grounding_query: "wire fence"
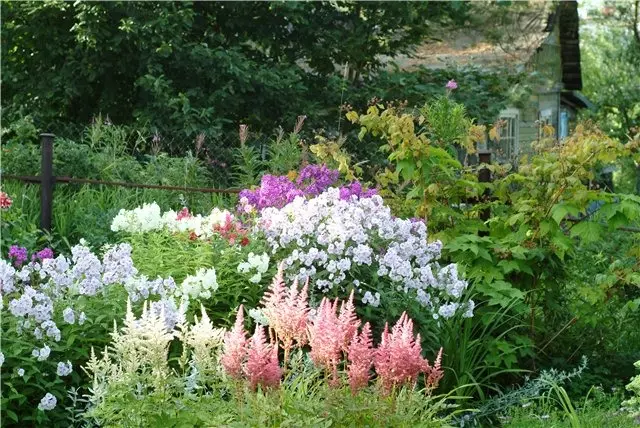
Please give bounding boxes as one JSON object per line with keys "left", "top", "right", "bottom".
{"left": 1, "top": 133, "right": 241, "bottom": 231}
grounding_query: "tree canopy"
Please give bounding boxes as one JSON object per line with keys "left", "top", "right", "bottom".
{"left": 1, "top": 1, "right": 469, "bottom": 141}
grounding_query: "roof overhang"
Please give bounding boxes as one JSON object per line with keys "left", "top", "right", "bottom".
{"left": 561, "top": 90, "right": 595, "bottom": 110}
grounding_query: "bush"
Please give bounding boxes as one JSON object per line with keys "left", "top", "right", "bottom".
{"left": 623, "top": 361, "right": 640, "bottom": 421}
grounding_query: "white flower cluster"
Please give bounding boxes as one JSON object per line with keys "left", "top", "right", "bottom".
{"left": 84, "top": 301, "right": 225, "bottom": 416}
{"left": 175, "top": 268, "right": 219, "bottom": 301}
{"left": 56, "top": 360, "right": 73, "bottom": 376}
{"left": 38, "top": 392, "right": 57, "bottom": 411}
{"left": 110, "top": 202, "right": 232, "bottom": 238}
{"left": 1, "top": 242, "right": 182, "bottom": 377}
{"left": 124, "top": 275, "right": 177, "bottom": 303}
{"left": 237, "top": 252, "right": 270, "bottom": 283}
{"left": 258, "top": 188, "right": 474, "bottom": 318}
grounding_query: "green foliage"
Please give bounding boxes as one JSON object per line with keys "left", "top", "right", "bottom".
{"left": 439, "top": 298, "right": 531, "bottom": 398}
{"left": 347, "top": 95, "right": 640, "bottom": 396}
{"left": 1, "top": 119, "right": 236, "bottom": 248}
{"left": 580, "top": 2, "right": 640, "bottom": 142}
{"left": 0, "top": 181, "right": 232, "bottom": 250}
{"left": 1, "top": 285, "right": 128, "bottom": 427}
{"left": 1, "top": 1, "right": 469, "bottom": 142}
{"left": 623, "top": 360, "right": 640, "bottom": 421}
{"left": 126, "top": 232, "right": 216, "bottom": 284}
{"left": 266, "top": 127, "right": 304, "bottom": 176}
{"left": 208, "top": 244, "right": 276, "bottom": 327}
{"left": 123, "top": 230, "right": 274, "bottom": 327}
{"left": 467, "top": 357, "right": 588, "bottom": 425}
{"left": 502, "top": 387, "right": 634, "bottom": 428}
{"left": 232, "top": 144, "right": 264, "bottom": 189}
{"left": 354, "top": 66, "right": 525, "bottom": 126}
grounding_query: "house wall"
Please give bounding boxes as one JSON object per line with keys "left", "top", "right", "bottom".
{"left": 512, "top": 18, "right": 564, "bottom": 157}
{"left": 517, "top": 96, "right": 540, "bottom": 155}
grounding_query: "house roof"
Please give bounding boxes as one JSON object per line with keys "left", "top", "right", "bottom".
{"left": 557, "top": 1, "right": 582, "bottom": 90}
{"left": 387, "top": 1, "right": 583, "bottom": 91}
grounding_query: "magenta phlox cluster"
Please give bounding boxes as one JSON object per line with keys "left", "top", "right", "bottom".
{"left": 238, "top": 164, "right": 375, "bottom": 213}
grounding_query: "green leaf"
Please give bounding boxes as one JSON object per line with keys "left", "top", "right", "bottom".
{"left": 569, "top": 221, "right": 603, "bottom": 243}
{"left": 550, "top": 203, "right": 581, "bottom": 225}
{"left": 506, "top": 212, "right": 525, "bottom": 226}
{"left": 396, "top": 160, "right": 416, "bottom": 181}
{"left": 6, "top": 410, "right": 18, "bottom": 422}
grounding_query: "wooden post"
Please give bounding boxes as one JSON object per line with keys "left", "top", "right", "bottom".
{"left": 478, "top": 151, "right": 491, "bottom": 236}
{"left": 40, "top": 133, "right": 55, "bottom": 232}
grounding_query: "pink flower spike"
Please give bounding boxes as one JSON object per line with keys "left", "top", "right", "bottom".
{"left": 338, "top": 289, "right": 360, "bottom": 352}
{"left": 245, "top": 325, "right": 282, "bottom": 390}
{"left": 446, "top": 79, "right": 458, "bottom": 90}
{"left": 374, "top": 312, "right": 431, "bottom": 394}
{"left": 308, "top": 297, "right": 343, "bottom": 382}
{"left": 347, "top": 322, "right": 373, "bottom": 395}
{"left": 221, "top": 305, "right": 247, "bottom": 380}
{"left": 261, "top": 265, "right": 310, "bottom": 359}
{"left": 426, "top": 347, "right": 444, "bottom": 394}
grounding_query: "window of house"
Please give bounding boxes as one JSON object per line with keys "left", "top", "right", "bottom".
{"left": 538, "top": 108, "right": 554, "bottom": 139}
{"left": 497, "top": 108, "right": 519, "bottom": 161}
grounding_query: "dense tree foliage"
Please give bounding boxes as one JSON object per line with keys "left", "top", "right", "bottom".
{"left": 579, "top": 0, "right": 640, "bottom": 192}
{"left": 1, "top": 1, "right": 469, "bottom": 142}
{"left": 580, "top": 1, "right": 640, "bottom": 140}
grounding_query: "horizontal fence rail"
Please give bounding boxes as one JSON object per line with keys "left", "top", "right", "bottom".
{"left": 1, "top": 174, "right": 242, "bottom": 194}
{"left": 1, "top": 133, "right": 240, "bottom": 231}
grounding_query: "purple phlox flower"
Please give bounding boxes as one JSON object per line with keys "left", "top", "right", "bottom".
{"left": 32, "top": 248, "right": 54, "bottom": 262}
{"left": 446, "top": 79, "right": 458, "bottom": 90}
{"left": 295, "top": 164, "right": 340, "bottom": 196}
{"left": 8, "top": 246, "right": 28, "bottom": 268}
{"left": 338, "top": 181, "right": 377, "bottom": 200}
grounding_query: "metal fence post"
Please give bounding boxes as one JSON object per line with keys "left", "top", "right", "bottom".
{"left": 478, "top": 151, "right": 492, "bottom": 236}
{"left": 40, "top": 133, "right": 55, "bottom": 232}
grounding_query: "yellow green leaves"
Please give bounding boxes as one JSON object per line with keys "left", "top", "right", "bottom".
{"left": 345, "top": 111, "right": 359, "bottom": 123}
{"left": 310, "top": 138, "right": 360, "bottom": 180}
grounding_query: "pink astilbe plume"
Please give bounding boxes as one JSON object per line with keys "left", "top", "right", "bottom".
{"left": 374, "top": 312, "right": 431, "bottom": 394}
{"left": 221, "top": 305, "right": 247, "bottom": 380}
{"left": 260, "top": 263, "right": 310, "bottom": 362}
{"left": 244, "top": 325, "right": 282, "bottom": 390}
{"left": 308, "top": 297, "right": 344, "bottom": 385}
{"left": 425, "top": 347, "right": 444, "bottom": 395}
{"left": 347, "top": 322, "right": 373, "bottom": 395}
{"left": 337, "top": 290, "right": 360, "bottom": 352}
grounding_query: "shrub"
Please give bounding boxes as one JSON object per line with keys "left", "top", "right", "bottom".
{"left": 623, "top": 361, "right": 640, "bottom": 421}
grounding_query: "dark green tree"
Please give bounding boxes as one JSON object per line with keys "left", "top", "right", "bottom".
{"left": 1, "top": 1, "right": 469, "bottom": 144}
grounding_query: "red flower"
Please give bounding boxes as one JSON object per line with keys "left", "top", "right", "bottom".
{"left": 0, "top": 192, "right": 12, "bottom": 209}
{"left": 176, "top": 207, "right": 192, "bottom": 220}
